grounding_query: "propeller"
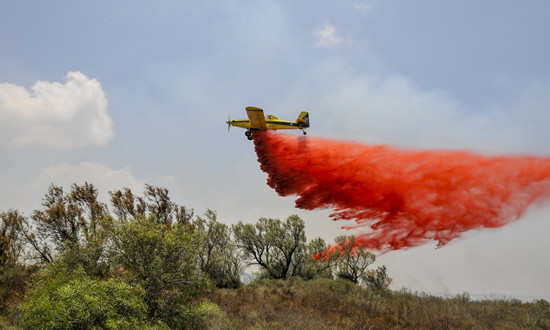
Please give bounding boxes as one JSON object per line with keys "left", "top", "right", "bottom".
{"left": 226, "top": 116, "right": 231, "bottom": 132}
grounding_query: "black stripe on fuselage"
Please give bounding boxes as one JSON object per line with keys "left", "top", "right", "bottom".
{"left": 265, "top": 121, "right": 299, "bottom": 127}
{"left": 233, "top": 121, "right": 300, "bottom": 127}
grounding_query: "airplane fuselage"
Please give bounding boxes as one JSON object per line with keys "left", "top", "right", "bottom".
{"left": 228, "top": 118, "right": 306, "bottom": 130}
{"left": 227, "top": 106, "right": 310, "bottom": 140}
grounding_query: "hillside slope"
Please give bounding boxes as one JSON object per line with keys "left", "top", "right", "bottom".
{"left": 205, "top": 278, "right": 550, "bottom": 329}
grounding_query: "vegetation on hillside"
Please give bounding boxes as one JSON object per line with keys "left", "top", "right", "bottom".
{"left": 1, "top": 183, "right": 549, "bottom": 329}
{"left": 208, "top": 278, "right": 550, "bottom": 329}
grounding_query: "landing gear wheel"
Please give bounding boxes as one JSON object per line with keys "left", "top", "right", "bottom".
{"left": 245, "top": 131, "right": 252, "bottom": 137}
{"left": 247, "top": 135, "right": 253, "bottom": 141}
{"left": 303, "top": 131, "right": 307, "bottom": 135}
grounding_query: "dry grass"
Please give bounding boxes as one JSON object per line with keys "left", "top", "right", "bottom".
{"left": 206, "top": 278, "right": 550, "bottom": 329}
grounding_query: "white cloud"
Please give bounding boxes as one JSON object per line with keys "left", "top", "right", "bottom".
{"left": 37, "top": 161, "right": 146, "bottom": 202}
{"left": 354, "top": 3, "right": 373, "bottom": 11}
{"left": 0, "top": 71, "right": 113, "bottom": 148}
{"left": 313, "top": 21, "right": 343, "bottom": 48}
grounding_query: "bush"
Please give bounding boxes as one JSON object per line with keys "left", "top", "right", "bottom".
{"left": 19, "top": 266, "right": 161, "bottom": 329}
{"left": 195, "top": 300, "right": 232, "bottom": 329}
{"left": 0, "top": 263, "right": 26, "bottom": 312}
{"left": 109, "top": 215, "right": 208, "bottom": 327}
{"left": 208, "top": 279, "right": 550, "bottom": 329}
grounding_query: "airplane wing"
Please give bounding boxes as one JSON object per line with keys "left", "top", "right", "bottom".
{"left": 245, "top": 106, "right": 267, "bottom": 129}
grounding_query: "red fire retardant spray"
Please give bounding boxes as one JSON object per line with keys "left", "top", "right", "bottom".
{"left": 252, "top": 131, "right": 550, "bottom": 252}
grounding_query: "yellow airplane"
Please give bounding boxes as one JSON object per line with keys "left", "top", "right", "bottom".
{"left": 226, "top": 106, "right": 310, "bottom": 140}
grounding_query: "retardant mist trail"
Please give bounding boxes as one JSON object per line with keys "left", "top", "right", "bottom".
{"left": 252, "top": 131, "right": 550, "bottom": 252}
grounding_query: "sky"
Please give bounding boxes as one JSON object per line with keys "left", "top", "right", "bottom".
{"left": 1, "top": 1, "right": 550, "bottom": 298}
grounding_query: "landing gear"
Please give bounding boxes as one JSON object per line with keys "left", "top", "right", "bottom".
{"left": 245, "top": 130, "right": 253, "bottom": 140}
{"left": 302, "top": 130, "right": 307, "bottom": 135}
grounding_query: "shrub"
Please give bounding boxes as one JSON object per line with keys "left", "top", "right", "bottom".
{"left": 195, "top": 300, "right": 232, "bottom": 329}
{"left": 19, "top": 266, "right": 161, "bottom": 329}
{"left": 109, "top": 215, "right": 208, "bottom": 327}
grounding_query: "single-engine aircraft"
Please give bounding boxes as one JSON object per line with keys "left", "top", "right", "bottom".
{"left": 226, "top": 106, "right": 310, "bottom": 140}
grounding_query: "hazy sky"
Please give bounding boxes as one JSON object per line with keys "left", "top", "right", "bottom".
{"left": 1, "top": 1, "right": 550, "bottom": 298}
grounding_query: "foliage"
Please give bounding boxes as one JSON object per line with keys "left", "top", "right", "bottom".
{"left": 110, "top": 184, "right": 194, "bottom": 225}
{"left": 0, "top": 210, "right": 24, "bottom": 267}
{"left": 332, "top": 235, "right": 376, "bottom": 284}
{"left": 19, "top": 265, "right": 160, "bottom": 329}
{"left": 233, "top": 215, "right": 307, "bottom": 279}
{"left": 364, "top": 265, "right": 392, "bottom": 291}
{"left": 195, "top": 300, "right": 232, "bottom": 329}
{"left": 0, "top": 315, "right": 19, "bottom": 330}
{"left": 0, "top": 210, "right": 27, "bottom": 310}
{"left": 0, "top": 263, "right": 26, "bottom": 313}
{"left": 11, "top": 182, "right": 539, "bottom": 329}
{"left": 195, "top": 210, "right": 244, "bottom": 288}
{"left": 109, "top": 215, "right": 208, "bottom": 327}
{"left": 300, "top": 237, "right": 336, "bottom": 280}
{"left": 18, "top": 183, "right": 109, "bottom": 266}
{"left": 208, "top": 278, "right": 550, "bottom": 329}
{"left": 2, "top": 184, "right": 213, "bottom": 328}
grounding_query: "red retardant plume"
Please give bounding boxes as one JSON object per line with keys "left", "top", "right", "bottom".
{"left": 252, "top": 131, "right": 550, "bottom": 252}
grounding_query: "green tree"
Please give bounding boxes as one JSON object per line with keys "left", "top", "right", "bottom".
{"left": 333, "top": 235, "right": 376, "bottom": 284}
{"left": 233, "top": 215, "right": 307, "bottom": 279}
{"left": 109, "top": 215, "right": 207, "bottom": 327}
{"left": 0, "top": 210, "right": 24, "bottom": 266}
{"left": 195, "top": 210, "right": 244, "bottom": 288}
{"left": 300, "top": 237, "right": 337, "bottom": 280}
{"left": 21, "top": 183, "right": 109, "bottom": 269}
{"left": 364, "top": 265, "right": 392, "bottom": 291}
{"left": 0, "top": 210, "right": 26, "bottom": 310}
{"left": 110, "top": 185, "right": 194, "bottom": 225}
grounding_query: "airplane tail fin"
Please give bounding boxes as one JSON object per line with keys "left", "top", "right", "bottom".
{"left": 296, "top": 112, "right": 310, "bottom": 128}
